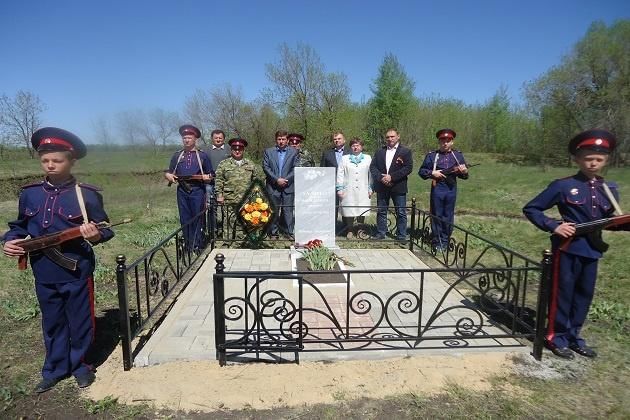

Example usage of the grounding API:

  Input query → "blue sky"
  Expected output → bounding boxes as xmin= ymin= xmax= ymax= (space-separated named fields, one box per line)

xmin=1 ymin=0 xmax=628 ymax=141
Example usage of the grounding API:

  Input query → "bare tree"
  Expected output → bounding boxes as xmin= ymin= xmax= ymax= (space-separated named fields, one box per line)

xmin=116 ymin=109 xmax=144 ymax=146
xmin=183 ymin=89 xmax=213 ymax=144
xmin=147 ymin=108 xmax=179 ymax=149
xmin=0 ymin=90 xmax=46 ymax=157
xmin=265 ymin=42 xmax=325 ymax=139
xmin=209 ymin=84 xmax=247 ymax=136
xmin=184 ymin=84 xmax=247 ymax=141
xmin=92 ymin=116 xmax=116 ymax=148
xmin=265 ymin=43 xmax=351 ymax=142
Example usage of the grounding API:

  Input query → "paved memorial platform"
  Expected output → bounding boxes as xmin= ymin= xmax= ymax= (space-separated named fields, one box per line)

xmin=134 ymin=249 xmax=527 ymax=367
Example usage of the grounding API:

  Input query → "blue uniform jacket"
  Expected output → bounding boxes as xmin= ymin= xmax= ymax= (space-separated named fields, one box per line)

xmin=418 ymin=150 xmax=468 ymax=184
xmin=4 ymin=177 xmax=114 ymax=283
xmin=168 ymin=149 xmax=214 ymax=180
xmin=522 ymin=172 xmax=620 ymax=259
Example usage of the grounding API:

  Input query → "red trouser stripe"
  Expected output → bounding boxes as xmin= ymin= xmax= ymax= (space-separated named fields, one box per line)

xmin=545 ymin=249 xmax=562 ymax=343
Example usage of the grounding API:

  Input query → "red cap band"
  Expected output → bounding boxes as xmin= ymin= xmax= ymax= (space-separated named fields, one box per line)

xmin=40 ymin=137 xmax=74 ymax=150
xmin=576 ymin=138 xmax=609 ymax=150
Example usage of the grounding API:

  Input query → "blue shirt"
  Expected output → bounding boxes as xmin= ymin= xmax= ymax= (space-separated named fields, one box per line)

xmin=4 ymin=177 xmax=114 ymax=283
xmin=277 ymin=147 xmax=287 ymax=170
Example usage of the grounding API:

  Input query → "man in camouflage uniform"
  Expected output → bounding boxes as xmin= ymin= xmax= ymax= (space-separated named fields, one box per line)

xmin=215 ymin=138 xmax=264 ymax=205
xmin=288 ymin=133 xmax=315 ymax=167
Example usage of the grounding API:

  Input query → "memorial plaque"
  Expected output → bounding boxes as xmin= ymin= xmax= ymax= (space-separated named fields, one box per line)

xmin=295 ymin=167 xmax=336 ymax=248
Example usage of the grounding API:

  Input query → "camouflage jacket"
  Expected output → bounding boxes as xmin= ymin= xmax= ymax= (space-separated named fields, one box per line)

xmin=215 ymin=158 xmax=265 ymax=204
xmin=296 ymin=148 xmax=315 ymax=167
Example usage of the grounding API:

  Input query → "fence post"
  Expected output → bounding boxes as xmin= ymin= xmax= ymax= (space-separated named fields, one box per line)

xmin=409 ymin=198 xmax=416 ymax=252
xmin=115 ymin=255 xmax=133 ymax=370
xmin=213 ymin=253 xmax=227 ymax=366
xmin=532 ymin=249 xmax=552 ymax=360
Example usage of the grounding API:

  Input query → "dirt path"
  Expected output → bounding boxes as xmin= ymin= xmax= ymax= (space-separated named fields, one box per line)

xmin=86 ymin=347 xmax=522 ymax=413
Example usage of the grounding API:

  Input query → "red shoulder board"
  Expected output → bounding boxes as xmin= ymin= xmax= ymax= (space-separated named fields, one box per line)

xmin=78 ymin=182 xmax=103 ymax=192
xmin=20 ymin=180 xmax=45 ymax=189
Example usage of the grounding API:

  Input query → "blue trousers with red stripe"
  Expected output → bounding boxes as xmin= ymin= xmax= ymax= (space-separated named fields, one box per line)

xmin=547 ymin=250 xmax=598 ymax=348
xmin=177 ymin=186 xmax=206 ymax=249
xmin=430 ymin=182 xmax=457 ymax=248
xmin=35 ymin=277 xmax=95 ymax=381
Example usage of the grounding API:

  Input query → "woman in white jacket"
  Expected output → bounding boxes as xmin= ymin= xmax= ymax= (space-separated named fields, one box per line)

xmin=336 ymin=138 xmax=373 ymax=238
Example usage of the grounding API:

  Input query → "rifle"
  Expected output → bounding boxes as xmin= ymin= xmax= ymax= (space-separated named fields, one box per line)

xmin=559 ymin=214 xmax=630 ymax=253
xmin=16 ymin=218 xmax=132 ymax=271
xmin=167 ymin=175 xmax=208 ymax=193
xmin=432 ymin=163 xmax=480 ymax=187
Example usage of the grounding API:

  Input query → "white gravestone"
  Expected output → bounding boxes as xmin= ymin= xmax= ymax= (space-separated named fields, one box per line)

xmin=295 ymin=167 xmax=336 ymax=248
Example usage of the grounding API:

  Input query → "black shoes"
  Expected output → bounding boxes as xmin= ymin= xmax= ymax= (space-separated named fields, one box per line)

xmin=545 ymin=342 xmax=575 ymax=360
xmin=75 ymin=371 xmax=96 ymax=388
xmin=34 ymin=377 xmax=61 ymax=394
xmin=569 ymin=344 xmax=598 ymax=358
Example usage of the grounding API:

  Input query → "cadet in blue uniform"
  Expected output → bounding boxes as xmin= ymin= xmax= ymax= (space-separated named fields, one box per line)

xmin=523 ymin=129 xmax=628 ymax=359
xmin=3 ymin=127 xmax=114 ymax=393
xmin=165 ymin=125 xmax=214 ymax=250
xmin=418 ymin=129 xmax=468 ymax=250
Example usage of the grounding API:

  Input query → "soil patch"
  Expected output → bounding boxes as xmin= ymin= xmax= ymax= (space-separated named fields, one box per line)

xmin=86 ymin=346 xmax=521 ymax=413
xmin=295 ymin=258 xmax=346 ymax=284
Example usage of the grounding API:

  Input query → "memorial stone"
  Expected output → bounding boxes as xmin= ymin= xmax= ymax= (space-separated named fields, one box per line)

xmin=295 ymin=167 xmax=336 ymax=248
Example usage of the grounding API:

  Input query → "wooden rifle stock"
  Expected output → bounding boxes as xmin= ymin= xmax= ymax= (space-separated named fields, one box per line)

xmin=16 ymin=219 xmax=132 ymax=270
xmin=167 ymin=175 xmax=207 ymax=191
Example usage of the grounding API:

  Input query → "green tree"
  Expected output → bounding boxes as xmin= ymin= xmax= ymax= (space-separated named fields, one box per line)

xmin=366 ymin=54 xmax=417 ymax=148
xmin=524 ymin=20 xmax=630 ymax=165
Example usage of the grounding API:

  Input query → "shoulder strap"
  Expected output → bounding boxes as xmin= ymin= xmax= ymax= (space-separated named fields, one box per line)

xmin=75 ymin=184 xmax=89 ymax=224
xmin=602 ymin=183 xmax=623 ymax=215
xmin=432 ymin=151 xmax=439 ymax=172
xmin=172 ymin=150 xmax=185 ymax=174
xmin=195 ymin=150 xmax=205 ymax=175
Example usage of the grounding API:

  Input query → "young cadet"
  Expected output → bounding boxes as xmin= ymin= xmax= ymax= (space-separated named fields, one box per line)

xmin=165 ymin=125 xmax=214 ymax=250
xmin=523 ymin=129 xmax=628 ymax=359
xmin=418 ymin=128 xmax=468 ymax=250
xmin=2 ymin=127 xmax=114 ymax=393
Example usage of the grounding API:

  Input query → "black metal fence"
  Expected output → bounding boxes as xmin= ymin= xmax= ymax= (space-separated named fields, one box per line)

xmin=212 ymin=200 xmax=553 ymax=365
xmin=115 ymin=209 xmax=213 ymax=370
xmin=116 ymin=200 xmax=552 ymax=369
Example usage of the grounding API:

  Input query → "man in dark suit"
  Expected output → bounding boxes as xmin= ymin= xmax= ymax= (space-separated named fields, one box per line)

xmin=369 ymin=128 xmax=413 ymax=240
xmin=320 ymin=131 xmax=350 ymax=232
xmin=263 ymin=130 xmax=298 ymax=238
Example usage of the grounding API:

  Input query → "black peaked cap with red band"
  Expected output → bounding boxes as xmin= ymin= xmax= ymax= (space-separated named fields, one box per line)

xmin=288 ymin=133 xmax=304 ymax=145
xmin=436 ymin=128 xmax=456 ymax=140
xmin=31 ymin=127 xmax=87 ymax=159
xmin=228 ymin=138 xmax=248 ymax=148
xmin=568 ymin=129 xmax=616 ymax=155
xmin=179 ymin=124 xmax=201 ymax=138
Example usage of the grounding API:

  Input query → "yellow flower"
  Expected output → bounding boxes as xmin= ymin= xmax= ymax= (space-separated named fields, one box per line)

xmin=251 ymin=211 xmax=261 ymax=218
xmin=244 ymin=213 xmax=252 ymax=221
xmin=260 ymin=203 xmax=268 ymax=210
xmin=255 ymin=197 xmax=263 ymax=204
xmin=261 ymin=216 xmax=268 ymax=223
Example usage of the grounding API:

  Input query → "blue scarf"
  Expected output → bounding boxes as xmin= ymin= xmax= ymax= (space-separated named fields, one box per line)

xmin=349 ymin=153 xmax=364 ymax=165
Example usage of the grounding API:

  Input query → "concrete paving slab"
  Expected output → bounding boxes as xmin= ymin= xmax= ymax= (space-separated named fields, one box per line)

xmin=134 ymin=248 xmax=528 ymax=367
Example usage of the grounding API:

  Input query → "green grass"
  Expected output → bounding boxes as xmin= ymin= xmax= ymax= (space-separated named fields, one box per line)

xmin=0 ymin=148 xmax=629 ymax=418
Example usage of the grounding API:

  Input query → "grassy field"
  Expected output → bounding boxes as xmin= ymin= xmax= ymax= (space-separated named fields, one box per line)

xmin=0 ymin=148 xmax=629 ymax=418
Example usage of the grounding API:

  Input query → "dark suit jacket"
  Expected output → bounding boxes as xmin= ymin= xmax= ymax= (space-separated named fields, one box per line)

xmin=369 ymin=144 xmax=413 ymax=194
xmin=320 ymin=146 xmax=350 ymax=169
xmin=262 ymin=146 xmax=298 ymax=196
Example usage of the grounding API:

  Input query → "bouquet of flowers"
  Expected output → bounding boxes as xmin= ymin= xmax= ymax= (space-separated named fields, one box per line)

xmin=300 ymin=239 xmax=337 ymax=270
xmin=239 ymin=188 xmax=272 ymax=230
